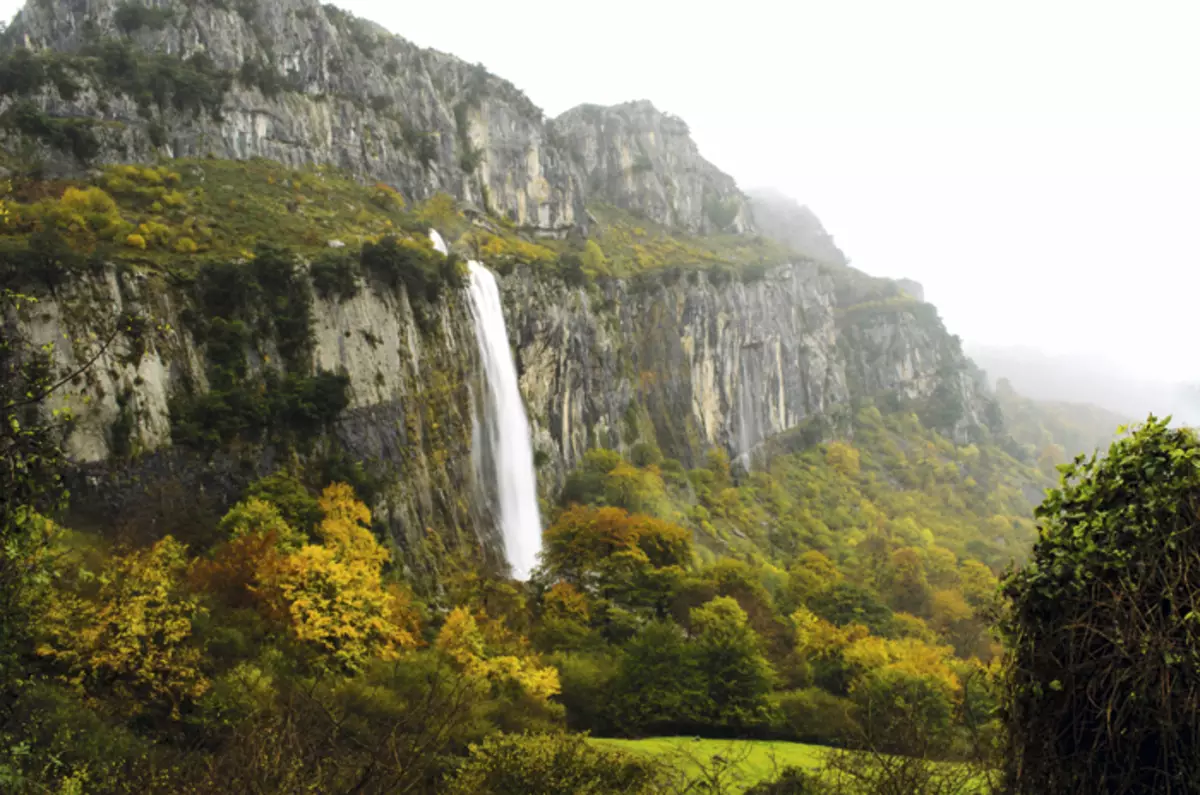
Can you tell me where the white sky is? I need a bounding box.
[3,0,1197,382]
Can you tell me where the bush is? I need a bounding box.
[310,251,360,302]
[5,102,101,163]
[1002,417,1200,794]
[444,732,662,795]
[170,370,349,450]
[114,2,173,33]
[361,234,462,303]
[850,667,955,756]
[771,688,860,746]
[745,768,829,795]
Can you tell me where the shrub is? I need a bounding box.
[361,234,462,303]
[114,2,173,33]
[170,370,349,450]
[125,233,146,249]
[310,251,360,302]
[771,688,860,746]
[444,732,662,795]
[850,667,955,756]
[745,768,829,795]
[1002,418,1200,794]
[5,102,101,163]
[370,181,404,212]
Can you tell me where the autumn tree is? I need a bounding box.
[0,290,70,677]
[38,536,209,719]
[541,505,691,613]
[197,483,419,672]
[436,606,561,704]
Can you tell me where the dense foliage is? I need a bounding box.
[1002,418,1200,794]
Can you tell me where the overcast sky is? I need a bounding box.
[3,0,1197,382]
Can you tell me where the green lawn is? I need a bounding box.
[592,736,828,792]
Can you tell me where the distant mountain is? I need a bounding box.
[968,344,1199,427]
[991,377,1130,472]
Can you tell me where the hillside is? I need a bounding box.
[0,1,1090,793]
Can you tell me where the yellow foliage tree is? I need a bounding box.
[436,607,560,703]
[38,536,209,718]
[825,441,862,478]
[255,484,419,671]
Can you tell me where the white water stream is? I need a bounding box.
[430,231,542,579]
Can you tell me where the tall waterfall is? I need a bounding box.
[430,230,542,579]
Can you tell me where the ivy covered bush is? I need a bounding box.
[1002,417,1200,794]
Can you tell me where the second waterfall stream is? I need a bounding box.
[430,230,542,579]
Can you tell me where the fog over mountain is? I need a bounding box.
[969,344,1200,427]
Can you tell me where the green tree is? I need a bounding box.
[1002,417,1200,794]
[690,596,776,728]
[608,621,707,733]
[0,290,69,677]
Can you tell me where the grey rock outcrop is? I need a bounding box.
[505,263,990,482]
[554,101,751,234]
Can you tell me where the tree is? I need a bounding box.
[1,289,121,679]
[198,483,420,672]
[255,484,420,671]
[541,505,691,608]
[608,621,707,734]
[690,596,776,728]
[37,536,209,719]
[436,607,561,704]
[0,291,67,676]
[1002,418,1200,794]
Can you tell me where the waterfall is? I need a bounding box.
[430,230,542,579]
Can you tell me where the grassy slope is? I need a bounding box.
[593,736,827,791]
[595,737,990,793]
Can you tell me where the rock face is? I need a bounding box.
[746,188,847,265]
[554,101,751,234]
[27,255,995,575]
[506,263,990,480]
[6,0,583,232]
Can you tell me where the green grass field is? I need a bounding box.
[592,736,828,791]
[593,736,992,793]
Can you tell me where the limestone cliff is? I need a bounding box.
[26,251,995,578]
[4,0,582,232]
[506,262,990,484]
[554,101,751,234]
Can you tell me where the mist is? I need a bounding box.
[969,343,1200,428]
